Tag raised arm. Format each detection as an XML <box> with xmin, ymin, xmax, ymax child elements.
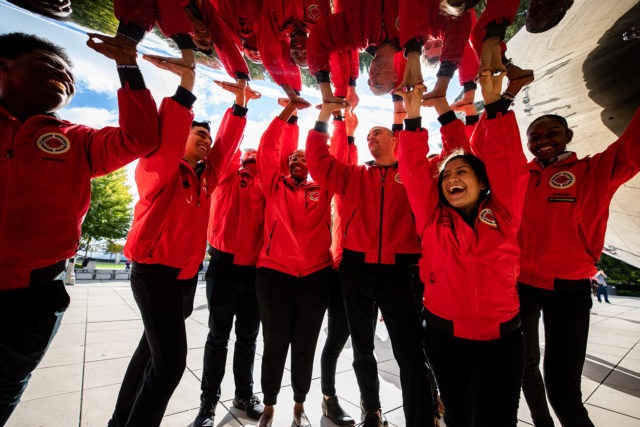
<box><xmin>84</xmin><ymin>33</ymin><xmax>160</xmax><ymax>177</ymax></box>
<box><xmin>396</xmin><ymin>84</ymin><xmax>439</xmax><ymax>235</ymax></box>
<box><xmin>258</xmin><ymin>102</ymin><xmax>298</xmax><ymax>192</ymax></box>
<box><xmin>305</xmin><ymin>102</ymin><xmax>354</xmax><ymax>195</ymax></box>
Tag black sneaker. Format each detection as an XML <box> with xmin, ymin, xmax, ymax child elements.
<box><xmin>192</xmin><ymin>400</ymin><xmax>217</xmax><ymax>427</ymax></box>
<box><xmin>322</xmin><ymin>396</ymin><xmax>355</xmax><ymax>426</ymax></box>
<box><xmin>233</xmin><ymin>395</ymin><xmax>264</xmax><ymax>420</ymax></box>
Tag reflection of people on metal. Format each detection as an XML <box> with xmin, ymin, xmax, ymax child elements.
<box><xmin>593</xmin><ymin>270</ymin><xmax>611</xmax><ymax>303</ymax></box>
<box><xmin>0</xmin><ymin>31</ymin><xmax>160</xmax><ymax>425</ymax></box>
<box><xmin>7</xmin><ymin>0</ymin><xmax>72</xmax><ymax>20</ymax></box>
<box><xmin>526</xmin><ymin>0</ymin><xmax>574</xmax><ymax>34</ymax></box>
<box><xmin>518</xmin><ymin>108</ymin><xmax>640</xmax><ymax>427</ymax></box>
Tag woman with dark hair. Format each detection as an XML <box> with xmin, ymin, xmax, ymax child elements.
<box><xmin>397</xmin><ymin>71</ymin><xmax>528</xmax><ymax>426</ymax></box>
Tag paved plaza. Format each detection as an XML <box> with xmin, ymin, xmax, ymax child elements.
<box><xmin>6</xmin><ymin>280</ymin><xmax>640</xmax><ymax>426</ymax></box>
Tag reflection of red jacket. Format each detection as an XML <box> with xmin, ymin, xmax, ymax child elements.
<box><xmin>519</xmin><ymin>109</ymin><xmax>640</xmax><ymax>290</ymax></box>
<box><xmin>114</xmin><ymin>0</ymin><xmax>193</xmax><ymax>38</ymax></box>
<box><xmin>399</xmin><ymin>113</ymin><xmax>527</xmax><ymax>340</ymax></box>
<box><xmin>306</xmin><ymin>129</ymin><xmax>421</xmax><ymax>264</ymax></box>
<box><xmin>0</xmin><ymin>89</ymin><xmax>159</xmax><ymax>290</ymax></box>
<box><xmin>125</xmin><ymin>104</ymin><xmax>245</xmax><ymax>279</ymax></box>
<box><xmin>329</xmin><ymin>49</ymin><xmax>359</xmax><ymax>98</ymax></box>
<box><xmin>213</xmin><ymin>0</ymin><xmax>261</xmax><ymax>46</ymax></box>
<box><xmin>469</xmin><ymin>0</ymin><xmax>519</xmax><ymax>58</ymax></box>
<box><xmin>198</xmin><ymin>0</ymin><xmax>251</xmax><ymax>79</ymax></box>
<box><xmin>257</xmin><ymin>118</ymin><xmax>333</xmax><ymax>276</ymax></box>
<box><xmin>258</xmin><ymin>0</ymin><xmax>330</xmax><ymax>91</ymax></box>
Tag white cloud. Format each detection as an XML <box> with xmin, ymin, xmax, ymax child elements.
<box><xmin>61</xmin><ymin>106</ymin><xmax>119</xmax><ymax>128</ymax></box>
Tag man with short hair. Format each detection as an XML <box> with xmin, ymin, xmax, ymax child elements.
<box><xmin>0</xmin><ymin>31</ymin><xmax>159</xmax><ymax>424</ymax></box>
<box><xmin>307</xmin><ymin>106</ymin><xmax>435</xmax><ymax>426</ymax></box>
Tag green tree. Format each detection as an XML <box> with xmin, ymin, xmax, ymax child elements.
<box><xmin>105</xmin><ymin>241</ymin><xmax>125</xmax><ymax>261</ymax></box>
<box><xmin>80</xmin><ymin>168</ymin><xmax>133</xmax><ymax>257</ymax></box>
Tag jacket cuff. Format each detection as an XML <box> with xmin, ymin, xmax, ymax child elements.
<box><xmin>484</xmin><ymin>98</ymin><xmax>511</xmax><ymax>118</ymax></box>
<box><xmin>392</xmin><ymin>123</ymin><xmax>404</xmax><ymax>132</ymax></box>
<box><xmin>171</xmin><ymin>33</ymin><xmax>196</xmax><ymax>50</ymax></box>
<box><xmin>117</xmin><ymin>65</ymin><xmax>145</xmax><ymax>90</ymax></box>
<box><xmin>391</xmin><ymin>93</ymin><xmax>403</xmax><ymax>102</ymax></box>
<box><xmin>232</xmin><ymin>103</ymin><xmax>248</xmax><ymax>117</ymax></box>
<box><xmin>314</xmin><ymin>121</ymin><xmax>329</xmax><ymax>134</ymax></box>
<box><xmin>347</xmin><ymin>136</ymin><xmax>355</xmax><ymax>145</ymax></box>
<box><xmin>404</xmin><ymin>38</ymin><xmax>423</xmax><ymax>57</ymax></box>
<box><xmin>465</xmin><ymin>115</ymin><xmax>480</xmax><ymax>126</ymax></box>
<box><xmin>436</xmin><ymin>61</ymin><xmax>457</xmax><ymax>78</ymax></box>
<box><xmin>404</xmin><ymin>117</ymin><xmax>422</xmax><ymax>131</ymax></box>
<box><xmin>349</xmin><ymin>77</ymin><xmax>357</xmax><ymax>86</ymax></box>
<box><xmin>463</xmin><ymin>81</ymin><xmax>477</xmax><ymax>92</ymax></box>
<box><xmin>117</xmin><ymin>21</ymin><xmax>145</xmax><ymax>44</ymax></box>
<box><xmin>235</xmin><ymin>71</ymin><xmax>250</xmax><ymax>81</ymax></box>
<box><xmin>315</xmin><ymin>70</ymin><xmax>331</xmax><ymax>83</ymax></box>
<box><xmin>437</xmin><ymin>110</ymin><xmax>457</xmax><ymax>126</ymax></box>
<box><xmin>287</xmin><ymin>115</ymin><xmax>298</xmax><ymax>125</ymax></box>
<box><xmin>172</xmin><ymin>85</ymin><xmax>197</xmax><ymax>108</ymax></box>
<box><xmin>485</xmin><ymin>21</ymin><xmax>509</xmax><ymax>40</ymax></box>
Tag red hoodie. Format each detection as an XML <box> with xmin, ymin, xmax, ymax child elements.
<box><xmin>257</xmin><ymin>117</ymin><xmax>333</xmax><ymax>276</ymax></box>
<box><xmin>399</xmin><ymin>112</ymin><xmax>527</xmax><ymax>340</ymax></box>
<box><xmin>306</xmin><ymin>128</ymin><xmax>421</xmax><ymax>265</ymax></box>
<box><xmin>519</xmin><ymin>108</ymin><xmax>640</xmax><ymax>290</ymax></box>
<box><xmin>125</xmin><ymin>103</ymin><xmax>245</xmax><ymax>279</ymax></box>
<box><xmin>0</xmin><ymin>89</ymin><xmax>159</xmax><ymax>290</ymax></box>
<box><xmin>115</xmin><ymin>0</ymin><xmax>193</xmax><ymax>39</ymax></box>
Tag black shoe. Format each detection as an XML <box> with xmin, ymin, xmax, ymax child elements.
<box><xmin>322</xmin><ymin>396</ymin><xmax>355</xmax><ymax>426</ymax></box>
<box><xmin>362</xmin><ymin>410</ymin><xmax>388</xmax><ymax>427</ymax></box>
<box><xmin>233</xmin><ymin>395</ymin><xmax>264</xmax><ymax>420</ymax></box>
<box><xmin>192</xmin><ymin>400</ymin><xmax>217</xmax><ymax>427</ymax></box>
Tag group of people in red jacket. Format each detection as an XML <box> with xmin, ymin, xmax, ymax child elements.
<box><xmin>1</xmin><ymin>1</ymin><xmax>639</xmax><ymax>427</ymax></box>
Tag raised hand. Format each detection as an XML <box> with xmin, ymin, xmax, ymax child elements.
<box><xmin>479</xmin><ymin>37</ymin><xmax>505</xmax><ymax>75</ymax></box>
<box><xmin>346</xmin><ymin>85</ymin><xmax>359</xmax><ymax>111</ymax></box>
<box><xmin>345</xmin><ymin>110</ymin><xmax>358</xmax><ymax>136</ymax></box>
<box><xmin>86</xmin><ymin>33</ymin><xmax>137</xmax><ymax>65</ymax></box>
<box><xmin>396</xmin><ymin>51</ymin><xmax>423</xmax><ymax>92</ymax></box>
<box><xmin>396</xmin><ymin>83</ymin><xmax>426</xmax><ymax>119</ymax></box>
<box><xmin>478</xmin><ymin>70</ymin><xmax>506</xmax><ymax>105</ymax></box>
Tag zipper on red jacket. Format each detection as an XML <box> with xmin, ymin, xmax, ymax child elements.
<box><xmin>266</xmin><ymin>221</ymin><xmax>277</xmax><ymax>256</ymax></box>
<box><xmin>378</xmin><ymin>168</ymin><xmax>388</xmax><ymax>263</ymax></box>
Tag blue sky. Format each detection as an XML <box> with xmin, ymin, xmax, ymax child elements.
<box><xmin>0</xmin><ymin>0</ymin><xmax>465</xmax><ymax>170</ymax></box>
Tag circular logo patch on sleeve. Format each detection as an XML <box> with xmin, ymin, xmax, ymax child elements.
<box><xmin>549</xmin><ymin>171</ymin><xmax>576</xmax><ymax>189</ymax></box>
<box><xmin>37</xmin><ymin>133</ymin><xmax>70</xmax><ymax>154</ymax></box>
<box><xmin>394</xmin><ymin>172</ymin><xmax>402</xmax><ymax>184</ymax></box>
<box><xmin>308</xmin><ymin>3</ymin><xmax>321</xmax><ymax>20</ymax></box>
<box><xmin>479</xmin><ymin>209</ymin><xmax>498</xmax><ymax>227</ymax></box>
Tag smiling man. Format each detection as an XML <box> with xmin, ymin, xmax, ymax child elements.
<box><xmin>0</xmin><ymin>32</ymin><xmax>160</xmax><ymax>424</ymax></box>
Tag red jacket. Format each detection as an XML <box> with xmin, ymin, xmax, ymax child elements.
<box><xmin>469</xmin><ymin>0</ymin><xmax>519</xmax><ymax>59</ymax></box>
<box><xmin>519</xmin><ymin>108</ymin><xmax>640</xmax><ymax>290</ymax></box>
<box><xmin>208</xmin><ymin>150</ymin><xmax>265</xmax><ymax>266</ymax></box>
<box><xmin>399</xmin><ymin>113</ymin><xmax>527</xmax><ymax>340</ymax></box>
<box><xmin>197</xmin><ymin>0</ymin><xmax>251</xmax><ymax>79</ymax></box>
<box><xmin>306</xmin><ymin>129</ymin><xmax>421</xmax><ymax>265</ymax></box>
<box><xmin>114</xmin><ymin>0</ymin><xmax>193</xmax><ymax>39</ymax></box>
<box><xmin>0</xmin><ymin>89</ymin><xmax>159</xmax><ymax>290</ymax></box>
<box><xmin>125</xmin><ymin>103</ymin><xmax>245</xmax><ymax>279</ymax></box>
<box><xmin>258</xmin><ymin>0</ymin><xmax>331</xmax><ymax>91</ymax></box>
<box><xmin>257</xmin><ymin>117</ymin><xmax>333</xmax><ymax>276</ymax></box>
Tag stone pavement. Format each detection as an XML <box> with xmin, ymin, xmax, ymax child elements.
<box><xmin>6</xmin><ymin>280</ymin><xmax>640</xmax><ymax>426</ymax></box>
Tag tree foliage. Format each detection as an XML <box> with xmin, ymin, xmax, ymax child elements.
<box><xmin>598</xmin><ymin>254</ymin><xmax>640</xmax><ymax>286</ymax></box>
<box><xmin>80</xmin><ymin>168</ymin><xmax>133</xmax><ymax>253</ymax></box>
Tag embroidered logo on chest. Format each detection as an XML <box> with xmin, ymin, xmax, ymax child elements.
<box><xmin>37</xmin><ymin>133</ymin><xmax>70</xmax><ymax>154</ymax></box>
<box><xmin>395</xmin><ymin>16</ymin><xmax>400</xmax><ymax>31</ymax></box>
<box><xmin>479</xmin><ymin>209</ymin><xmax>498</xmax><ymax>228</ymax></box>
<box><xmin>394</xmin><ymin>172</ymin><xmax>402</xmax><ymax>184</ymax></box>
<box><xmin>308</xmin><ymin>190</ymin><xmax>320</xmax><ymax>202</ymax></box>
<box><xmin>307</xmin><ymin>3</ymin><xmax>321</xmax><ymax>20</ymax></box>
<box><xmin>549</xmin><ymin>171</ymin><xmax>576</xmax><ymax>189</ymax></box>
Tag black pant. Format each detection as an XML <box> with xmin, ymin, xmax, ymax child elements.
<box><xmin>200</xmin><ymin>258</ymin><xmax>260</xmax><ymax>403</ymax></box>
<box><xmin>256</xmin><ymin>267</ymin><xmax>331</xmax><ymax>405</ymax></box>
<box><xmin>339</xmin><ymin>258</ymin><xmax>433</xmax><ymax>426</ymax></box>
<box><xmin>320</xmin><ymin>270</ymin><xmax>351</xmax><ymax>397</ymax></box>
<box><xmin>0</xmin><ymin>279</ymin><xmax>70</xmax><ymax>426</ymax></box>
<box><xmin>519</xmin><ymin>282</ymin><xmax>595</xmax><ymax>427</ymax></box>
<box><xmin>108</xmin><ymin>263</ymin><xmax>197</xmax><ymax>427</ymax></box>
<box><xmin>425</xmin><ymin>326</ymin><xmax>524</xmax><ymax>427</ymax></box>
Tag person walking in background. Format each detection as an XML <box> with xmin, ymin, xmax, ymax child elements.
<box><xmin>593</xmin><ymin>269</ymin><xmax>611</xmax><ymax>304</ymax></box>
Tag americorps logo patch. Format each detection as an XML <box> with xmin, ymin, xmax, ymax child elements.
<box><xmin>479</xmin><ymin>209</ymin><xmax>498</xmax><ymax>227</ymax></box>
<box><xmin>394</xmin><ymin>172</ymin><xmax>402</xmax><ymax>184</ymax></box>
<box><xmin>549</xmin><ymin>171</ymin><xmax>576</xmax><ymax>189</ymax></box>
<box><xmin>308</xmin><ymin>3</ymin><xmax>320</xmax><ymax>20</ymax></box>
<box><xmin>37</xmin><ymin>133</ymin><xmax>70</xmax><ymax>154</ymax></box>
<box><xmin>308</xmin><ymin>190</ymin><xmax>320</xmax><ymax>201</ymax></box>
